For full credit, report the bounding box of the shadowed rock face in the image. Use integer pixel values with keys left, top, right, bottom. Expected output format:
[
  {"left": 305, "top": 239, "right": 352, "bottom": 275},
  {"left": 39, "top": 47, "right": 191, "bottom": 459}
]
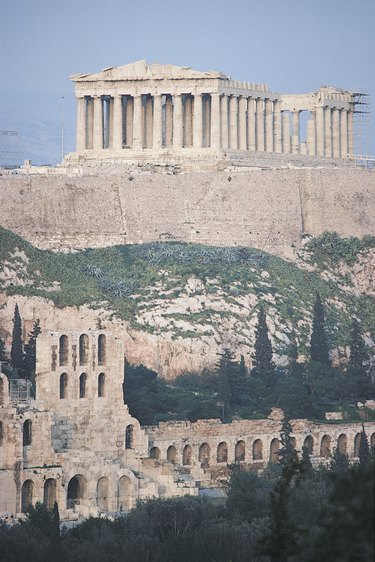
[{"left": 0, "top": 167, "right": 374, "bottom": 259}]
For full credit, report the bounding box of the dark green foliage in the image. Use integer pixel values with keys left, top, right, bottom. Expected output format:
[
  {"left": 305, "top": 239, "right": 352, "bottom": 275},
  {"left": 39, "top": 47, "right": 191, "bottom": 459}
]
[
  {"left": 10, "top": 304, "right": 23, "bottom": 372},
  {"left": 278, "top": 418, "right": 298, "bottom": 468},
  {"left": 301, "top": 445, "right": 314, "bottom": 478},
  {"left": 310, "top": 293, "right": 329, "bottom": 364},
  {"left": 358, "top": 425, "right": 371, "bottom": 466},
  {"left": 23, "top": 319, "right": 41, "bottom": 383},
  {"left": 306, "top": 231, "right": 375, "bottom": 267},
  {"left": 330, "top": 448, "right": 349, "bottom": 473},
  {"left": 0, "top": 336, "right": 7, "bottom": 362},
  {"left": 348, "top": 318, "right": 368, "bottom": 371},
  {"left": 251, "top": 305, "right": 275, "bottom": 387},
  {"left": 226, "top": 466, "right": 271, "bottom": 522}
]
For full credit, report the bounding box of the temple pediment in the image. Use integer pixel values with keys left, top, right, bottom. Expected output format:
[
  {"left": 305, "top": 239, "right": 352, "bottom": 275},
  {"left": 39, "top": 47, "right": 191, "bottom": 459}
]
[{"left": 70, "top": 60, "right": 227, "bottom": 82}]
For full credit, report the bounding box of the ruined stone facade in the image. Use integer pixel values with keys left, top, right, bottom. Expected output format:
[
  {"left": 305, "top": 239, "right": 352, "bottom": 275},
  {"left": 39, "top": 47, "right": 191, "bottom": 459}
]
[
  {"left": 0, "top": 329, "right": 374, "bottom": 521},
  {"left": 68, "top": 60, "right": 356, "bottom": 166}
]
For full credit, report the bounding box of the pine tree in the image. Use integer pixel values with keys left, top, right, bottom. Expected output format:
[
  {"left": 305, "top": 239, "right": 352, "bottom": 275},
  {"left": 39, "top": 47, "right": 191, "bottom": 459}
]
[
  {"left": 23, "top": 319, "right": 41, "bottom": 379},
  {"left": 278, "top": 418, "right": 298, "bottom": 468},
  {"left": 10, "top": 304, "right": 23, "bottom": 372},
  {"left": 229, "top": 355, "right": 248, "bottom": 405},
  {"left": 0, "top": 336, "right": 7, "bottom": 363},
  {"left": 310, "top": 293, "right": 329, "bottom": 364},
  {"left": 252, "top": 305, "right": 275, "bottom": 387},
  {"left": 216, "top": 348, "right": 234, "bottom": 409},
  {"left": 348, "top": 319, "right": 368, "bottom": 372},
  {"left": 358, "top": 425, "right": 371, "bottom": 466}
]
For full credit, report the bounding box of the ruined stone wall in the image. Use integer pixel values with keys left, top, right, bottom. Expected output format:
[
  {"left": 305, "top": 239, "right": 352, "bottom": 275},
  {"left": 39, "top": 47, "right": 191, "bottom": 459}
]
[{"left": 0, "top": 167, "right": 374, "bottom": 258}]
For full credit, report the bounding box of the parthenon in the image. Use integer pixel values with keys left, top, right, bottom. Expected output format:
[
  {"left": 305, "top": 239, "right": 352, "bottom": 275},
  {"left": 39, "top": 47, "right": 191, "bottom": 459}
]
[{"left": 70, "top": 60, "right": 356, "bottom": 163}]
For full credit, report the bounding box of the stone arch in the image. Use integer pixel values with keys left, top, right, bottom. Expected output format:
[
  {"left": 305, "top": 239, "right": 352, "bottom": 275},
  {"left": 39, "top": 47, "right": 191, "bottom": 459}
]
[
  {"left": 0, "top": 377, "right": 4, "bottom": 405},
  {"left": 21, "top": 480, "right": 34, "bottom": 513},
  {"left": 270, "top": 438, "right": 280, "bottom": 463},
  {"left": 98, "top": 373, "right": 105, "bottom": 397},
  {"left": 303, "top": 435, "right": 314, "bottom": 455},
  {"left": 371, "top": 432, "right": 375, "bottom": 450},
  {"left": 98, "top": 334, "right": 106, "bottom": 366},
  {"left": 167, "top": 445, "right": 177, "bottom": 463},
  {"left": 60, "top": 373, "right": 68, "bottom": 399},
  {"left": 59, "top": 335, "right": 68, "bottom": 366},
  {"left": 67, "top": 474, "right": 86, "bottom": 508},
  {"left": 125, "top": 424, "right": 134, "bottom": 449},
  {"left": 235, "top": 440, "right": 245, "bottom": 462},
  {"left": 252, "top": 439, "right": 263, "bottom": 460},
  {"left": 354, "top": 433, "right": 361, "bottom": 457},
  {"left": 0, "top": 421, "right": 3, "bottom": 446},
  {"left": 79, "top": 373, "right": 87, "bottom": 398},
  {"left": 79, "top": 334, "right": 89, "bottom": 366},
  {"left": 97, "top": 477, "right": 109, "bottom": 512},
  {"left": 23, "top": 419, "right": 32, "bottom": 446},
  {"left": 43, "top": 478, "right": 56, "bottom": 510},
  {"left": 217, "top": 442, "right": 228, "bottom": 463},
  {"left": 337, "top": 434, "right": 347, "bottom": 455},
  {"left": 182, "top": 444, "right": 192, "bottom": 466},
  {"left": 198, "top": 443, "right": 210, "bottom": 467},
  {"left": 118, "top": 475, "right": 131, "bottom": 511},
  {"left": 320, "top": 435, "right": 331, "bottom": 458},
  {"left": 150, "top": 446, "right": 160, "bottom": 459}
]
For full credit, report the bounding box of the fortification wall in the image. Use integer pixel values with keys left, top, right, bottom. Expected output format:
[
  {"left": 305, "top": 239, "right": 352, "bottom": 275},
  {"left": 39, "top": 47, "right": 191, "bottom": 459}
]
[{"left": 1, "top": 167, "right": 374, "bottom": 258}]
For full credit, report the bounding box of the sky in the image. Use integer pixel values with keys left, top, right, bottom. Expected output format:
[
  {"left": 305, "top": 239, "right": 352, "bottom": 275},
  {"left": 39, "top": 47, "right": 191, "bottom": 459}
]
[{"left": 0, "top": 0, "right": 374, "bottom": 165}]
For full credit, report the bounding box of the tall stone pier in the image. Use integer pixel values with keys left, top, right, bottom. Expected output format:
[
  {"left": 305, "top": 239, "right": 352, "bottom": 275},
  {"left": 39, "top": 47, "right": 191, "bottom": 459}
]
[{"left": 69, "top": 60, "right": 356, "bottom": 164}]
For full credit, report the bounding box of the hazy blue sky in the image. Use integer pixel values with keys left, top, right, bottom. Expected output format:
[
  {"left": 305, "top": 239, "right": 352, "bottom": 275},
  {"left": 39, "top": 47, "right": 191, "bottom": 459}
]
[{"left": 1, "top": 0, "right": 374, "bottom": 164}]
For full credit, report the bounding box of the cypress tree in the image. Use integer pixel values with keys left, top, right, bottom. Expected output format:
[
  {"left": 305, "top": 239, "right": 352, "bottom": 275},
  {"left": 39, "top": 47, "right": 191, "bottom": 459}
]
[
  {"left": 10, "top": 304, "right": 23, "bottom": 372},
  {"left": 252, "top": 305, "right": 275, "bottom": 387},
  {"left": 348, "top": 318, "right": 368, "bottom": 372},
  {"left": 278, "top": 418, "right": 298, "bottom": 468},
  {"left": 301, "top": 445, "right": 313, "bottom": 478},
  {"left": 358, "top": 425, "right": 371, "bottom": 466},
  {"left": 216, "top": 348, "right": 235, "bottom": 409},
  {"left": 0, "top": 336, "right": 7, "bottom": 363},
  {"left": 310, "top": 293, "right": 329, "bottom": 364},
  {"left": 23, "top": 319, "right": 41, "bottom": 379}
]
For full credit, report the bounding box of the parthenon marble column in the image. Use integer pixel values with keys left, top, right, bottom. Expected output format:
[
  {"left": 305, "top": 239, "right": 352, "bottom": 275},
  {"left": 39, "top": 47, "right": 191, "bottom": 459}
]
[
  {"left": 265, "top": 99, "right": 273, "bottom": 153},
  {"left": 220, "top": 95, "right": 229, "bottom": 149},
  {"left": 211, "top": 93, "right": 221, "bottom": 149},
  {"left": 184, "top": 95, "right": 193, "bottom": 147},
  {"left": 332, "top": 108, "right": 340, "bottom": 158},
  {"left": 315, "top": 106, "right": 324, "bottom": 157},
  {"left": 324, "top": 107, "right": 332, "bottom": 158},
  {"left": 306, "top": 117, "right": 316, "bottom": 156},
  {"left": 93, "top": 96, "right": 103, "bottom": 150},
  {"left": 165, "top": 96, "right": 173, "bottom": 147},
  {"left": 340, "top": 109, "right": 348, "bottom": 158},
  {"left": 255, "top": 98, "right": 264, "bottom": 151},
  {"left": 153, "top": 94, "right": 162, "bottom": 149},
  {"left": 247, "top": 98, "right": 256, "bottom": 151},
  {"left": 282, "top": 112, "right": 290, "bottom": 153},
  {"left": 76, "top": 96, "right": 86, "bottom": 152},
  {"left": 193, "top": 93, "right": 202, "bottom": 148},
  {"left": 133, "top": 95, "right": 143, "bottom": 149},
  {"left": 113, "top": 95, "right": 123, "bottom": 151},
  {"left": 229, "top": 96, "right": 238, "bottom": 149},
  {"left": 291, "top": 110, "right": 300, "bottom": 154},
  {"left": 145, "top": 96, "right": 153, "bottom": 148},
  {"left": 238, "top": 96, "right": 247, "bottom": 150},
  {"left": 348, "top": 110, "right": 354, "bottom": 155},
  {"left": 173, "top": 94, "right": 183, "bottom": 148},
  {"left": 273, "top": 100, "right": 282, "bottom": 153}
]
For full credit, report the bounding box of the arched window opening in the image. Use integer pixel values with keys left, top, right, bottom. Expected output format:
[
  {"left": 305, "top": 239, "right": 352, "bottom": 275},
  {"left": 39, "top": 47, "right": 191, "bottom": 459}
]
[
  {"left": 303, "top": 435, "right": 314, "bottom": 456},
  {"left": 23, "top": 419, "right": 32, "bottom": 446},
  {"left": 198, "top": 443, "right": 210, "bottom": 467},
  {"left": 0, "top": 377, "right": 4, "bottom": 405},
  {"left": 167, "top": 445, "right": 177, "bottom": 463},
  {"left": 150, "top": 446, "right": 160, "bottom": 459},
  {"left": 320, "top": 435, "right": 331, "bottom": 458},
  {"left": 59, "top": 335, "right": 69, "bottom": 367},
  {"left": 98, "top": 334, "right": 106, "bottom": 366},
  {"left": 79, "top": 334, "right": 89, "bottom": 366},
  {"left": 67, "top": 475, "right": 85, "bottom": 509},
  {"left": 79, "top": 373, "right": 87, "bottom": 398},
  {"left": 354, "top": 433, "right": 361, "bottom": 457},
  {"left": 0, "top": 421, "right": 3, "bottom": 446},
  {"left": 60, "top": 373, "right": 68, "bottom": 399},
  {"left": 98, "top": 373, "right": 105, "bottom": 397},
  {"left": 182, "top": 444, "right": 192, "bottom": 466},
  {"left": 43, "top": 479, "right": 56, "bottom": 510},
  {"left": 252, "top": 439, "right": 263, "bottom": 460},
  {"left": 217, "top": 442, "right": 228, "bottom": 463},
  {"left": 21, "top": 480, "right": 34, "bottom": 513},
  {"left": 125, "top": 425, "right": 134, "bottom": 449},
  {"left": 118, "top": 475, "right": 131, "bottom": 511},
  {"left": 97, "top": 477, "right": 109, "bottom": 512},
  {"left": 337, "top": 434, "right": 347, "bottom": 455},
  {"left": 270, "top": 438, "right": 280, "bottom": 463},
  {"left": 235, "top": 440, "right": 245, "bottom": 462}
]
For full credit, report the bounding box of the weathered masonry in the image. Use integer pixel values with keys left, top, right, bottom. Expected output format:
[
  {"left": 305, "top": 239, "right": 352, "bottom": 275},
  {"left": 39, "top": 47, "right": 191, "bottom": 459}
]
[
  {"left": 0, "top": 329, "right": 374, "bottom": 522},
  {"left": 70, "top": 60, "right": 356, "bottom": 162}
]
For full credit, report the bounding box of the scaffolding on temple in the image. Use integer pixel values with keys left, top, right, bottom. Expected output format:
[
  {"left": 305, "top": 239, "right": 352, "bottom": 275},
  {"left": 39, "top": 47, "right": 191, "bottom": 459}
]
[{"left": 352, "top": 89, "right": 374, "bottom": 167}]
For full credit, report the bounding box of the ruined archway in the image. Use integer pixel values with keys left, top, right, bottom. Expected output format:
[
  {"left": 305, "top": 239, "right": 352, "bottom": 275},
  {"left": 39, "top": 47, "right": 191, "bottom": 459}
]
[
  {"left": 354, "top": 433, "right": 361, "bottom": 457},
  {"left": 217, "top": 442, "right": 228, "bottom": 463},
  {"left": 118, "top": 475, "right": 132, "bottom": 511},
  {"left": 43, "top": 479, "right": 56, "bottom": 510},
  {"left": 150, "top": 446, "right": 160, "bottom": 460},
  {"left": 98, "top": 334, "right": 106, "bottom": 366},
  {"left": 182, "top": 445, "right": 192, "bottom": 466},
  {"left": 303, "top": 435, "right": 314, "bottom": 455},
  {"left": 97, "top": 477, "right": 109, "bottom": 512},
  {"left": 79, "top": 334, "right": 89, "bottom": 366},
  {"left": 60, "top": 373, "right": 68, "bottom": 399},
  {"left": 235, "top": 440, "right": 245, "bottom": 462},
  {"left": 59, "top": 335, "right": 68, "bottom": 366},
  {"left": 252, "top": 439, "right": 263, "bottom": 460},
  {"left": 337, "top": 434, "right": 347, "bottom": 455},
  {"left": 21, "top": 480, "right": 34, "bottom": 513},
  {"left": 98, "top": 373, "right": 105, "bottom": 397},
  {"left": 270, "top": 438, "right": 279, "bottom": 463},
  {"left": 23, "top": 419, "right": 32, "bottom": 446},
  {"left": 320, "top": 435, "right": 331, "bottom": 458},
  {"left": 67, "top": 474, "right": 86, "bottom": 508},
  {"left": 79, "top": 373, "right": 87, "bottom": 398},
  {"left": 198, "top": 443, "right": 210, "bottom": 467},
  {"left": 125, "top": 425, "right": 134, "bottom": 449},
  {"left": 167, "top": 445, "right": 177, "bottom": 463}
]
